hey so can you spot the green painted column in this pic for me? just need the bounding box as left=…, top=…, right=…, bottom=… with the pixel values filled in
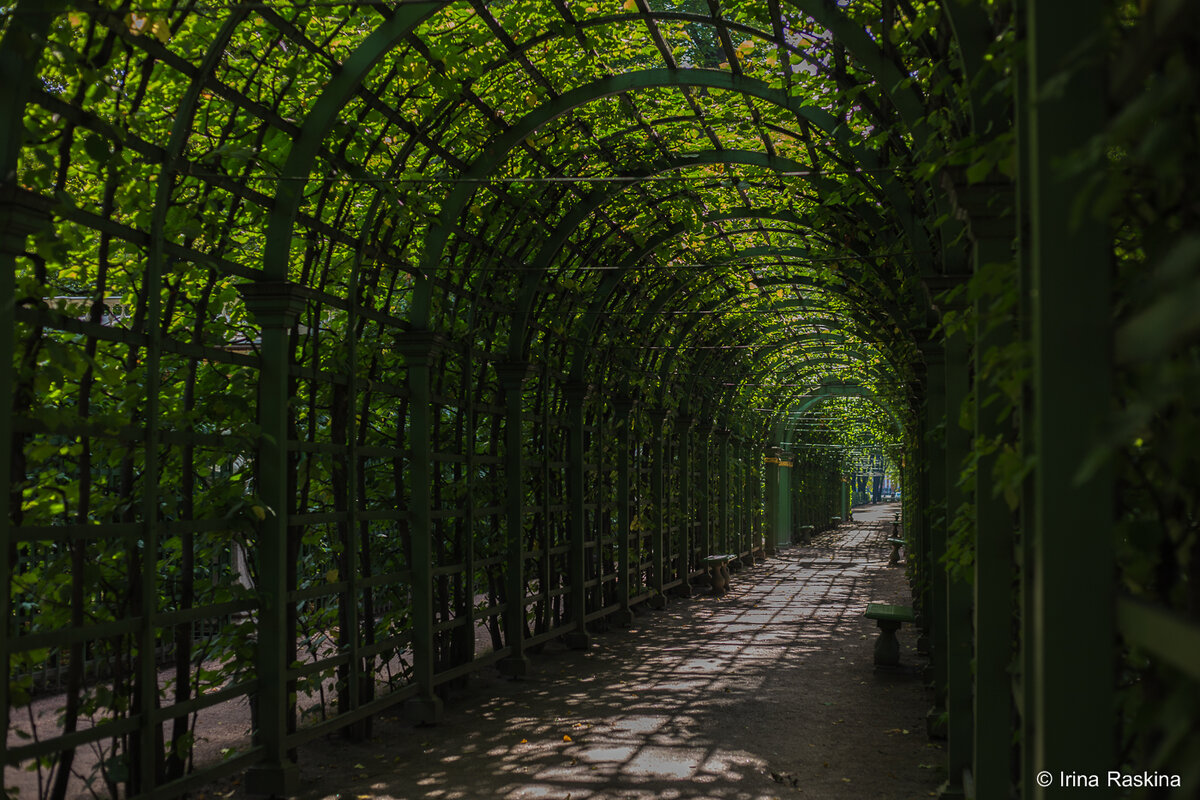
left=764, top=448, right=779, bottom=554
left=959, top=182, right=1018, bottom=799
left=564, top=382, right=591, bottom=648
left=497, top=362, right=534, bottom=678
left=676, top=415, right=693, bottom=596
left=2, top=17, right=64, bottom=796
left=699, top=421, right=713, bottom=562
left=750, top=439, right=764, bottom=563
left=772, top=451, right=794, bottom=551
left=942, top=323, right=973, bottom=800
left=750, top=441, right=762, bottom=562
left=911, top=383, right=932, bottom=654
left=647, top=408, right=668, bottom=609
left=740, top=434, right=752, bottom=565
left=612, top=397, right=635, bottom=625
left=459, top=348, right=475, bottom=678
left=794, top=455, right=806, bottom=530
left=538, top=383, right=554, bottom=640
left=238, top=282, right=306, bottom=796
left=919, top=339, right=949, bottom=736
left=1026, top=2, right=1113, bottom=796
left=738, top=434, right=747, bottom=563
left=396, top=330, right=446, bottom=724
left=790, top=458, right=802, bottom=542
left=731, top=433, right=745, bottom=566
left=0, top=193, right=53, bottom=800
left=1014, top=4, right=1039, bottom=791
left=718, top=428, right=731, bottom=555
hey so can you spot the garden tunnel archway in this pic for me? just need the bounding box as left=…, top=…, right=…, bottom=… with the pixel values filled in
left=3, top=2, right=1200, bottom=799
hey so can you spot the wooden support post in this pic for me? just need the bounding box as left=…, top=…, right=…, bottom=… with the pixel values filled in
left=565, top=382, right=591, bottom=648
left=1026, top=2, right=1113, bottom=796
left=239, top=282, right=306, bottom=796
left=497, top=362, right=534, bottom=677
left=396, top=330, right=446, bottom=724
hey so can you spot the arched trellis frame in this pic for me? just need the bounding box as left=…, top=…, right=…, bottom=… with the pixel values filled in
left=4, top=2, right=1196, bottom=800
left=0, top=2, right=968, bottom=798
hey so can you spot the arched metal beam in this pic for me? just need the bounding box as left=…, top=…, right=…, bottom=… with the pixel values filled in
left=776, top=382, right=904, bottom=435
left=418, top=67, right=922, bottom=326
left=564, top=212, right=902, bottom=383
left=504, top=148, right=858, bottom=358
left=260, top=2, right=443, bottom=281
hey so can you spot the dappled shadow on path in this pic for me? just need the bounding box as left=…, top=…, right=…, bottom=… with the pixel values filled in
left=210, top=505, right=939, bottom=800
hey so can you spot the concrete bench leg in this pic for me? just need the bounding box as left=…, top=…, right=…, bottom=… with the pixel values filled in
left=710, top=562, right=729, bottom=595
left=873, top=619, right=903, bottom=666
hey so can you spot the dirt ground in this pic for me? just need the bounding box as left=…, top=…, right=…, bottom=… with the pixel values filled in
left=10, top=504, right=945, bottom=799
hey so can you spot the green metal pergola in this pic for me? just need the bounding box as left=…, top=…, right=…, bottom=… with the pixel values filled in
left=2, top=1, right=1199, bottom=798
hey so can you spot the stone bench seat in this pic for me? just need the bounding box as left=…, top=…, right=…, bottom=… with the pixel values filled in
left=864, top=602, right=915, bottom=666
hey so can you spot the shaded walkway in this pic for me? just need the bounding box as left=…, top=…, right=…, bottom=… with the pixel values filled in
left=214, top=506, right=940, bottom=800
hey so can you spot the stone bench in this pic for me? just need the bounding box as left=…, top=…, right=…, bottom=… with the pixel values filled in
left=863, top=602, right=915, bottom=666
left=703, top=554, right=735, bottom=595
left=887, top=537, right=905, bottom=566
